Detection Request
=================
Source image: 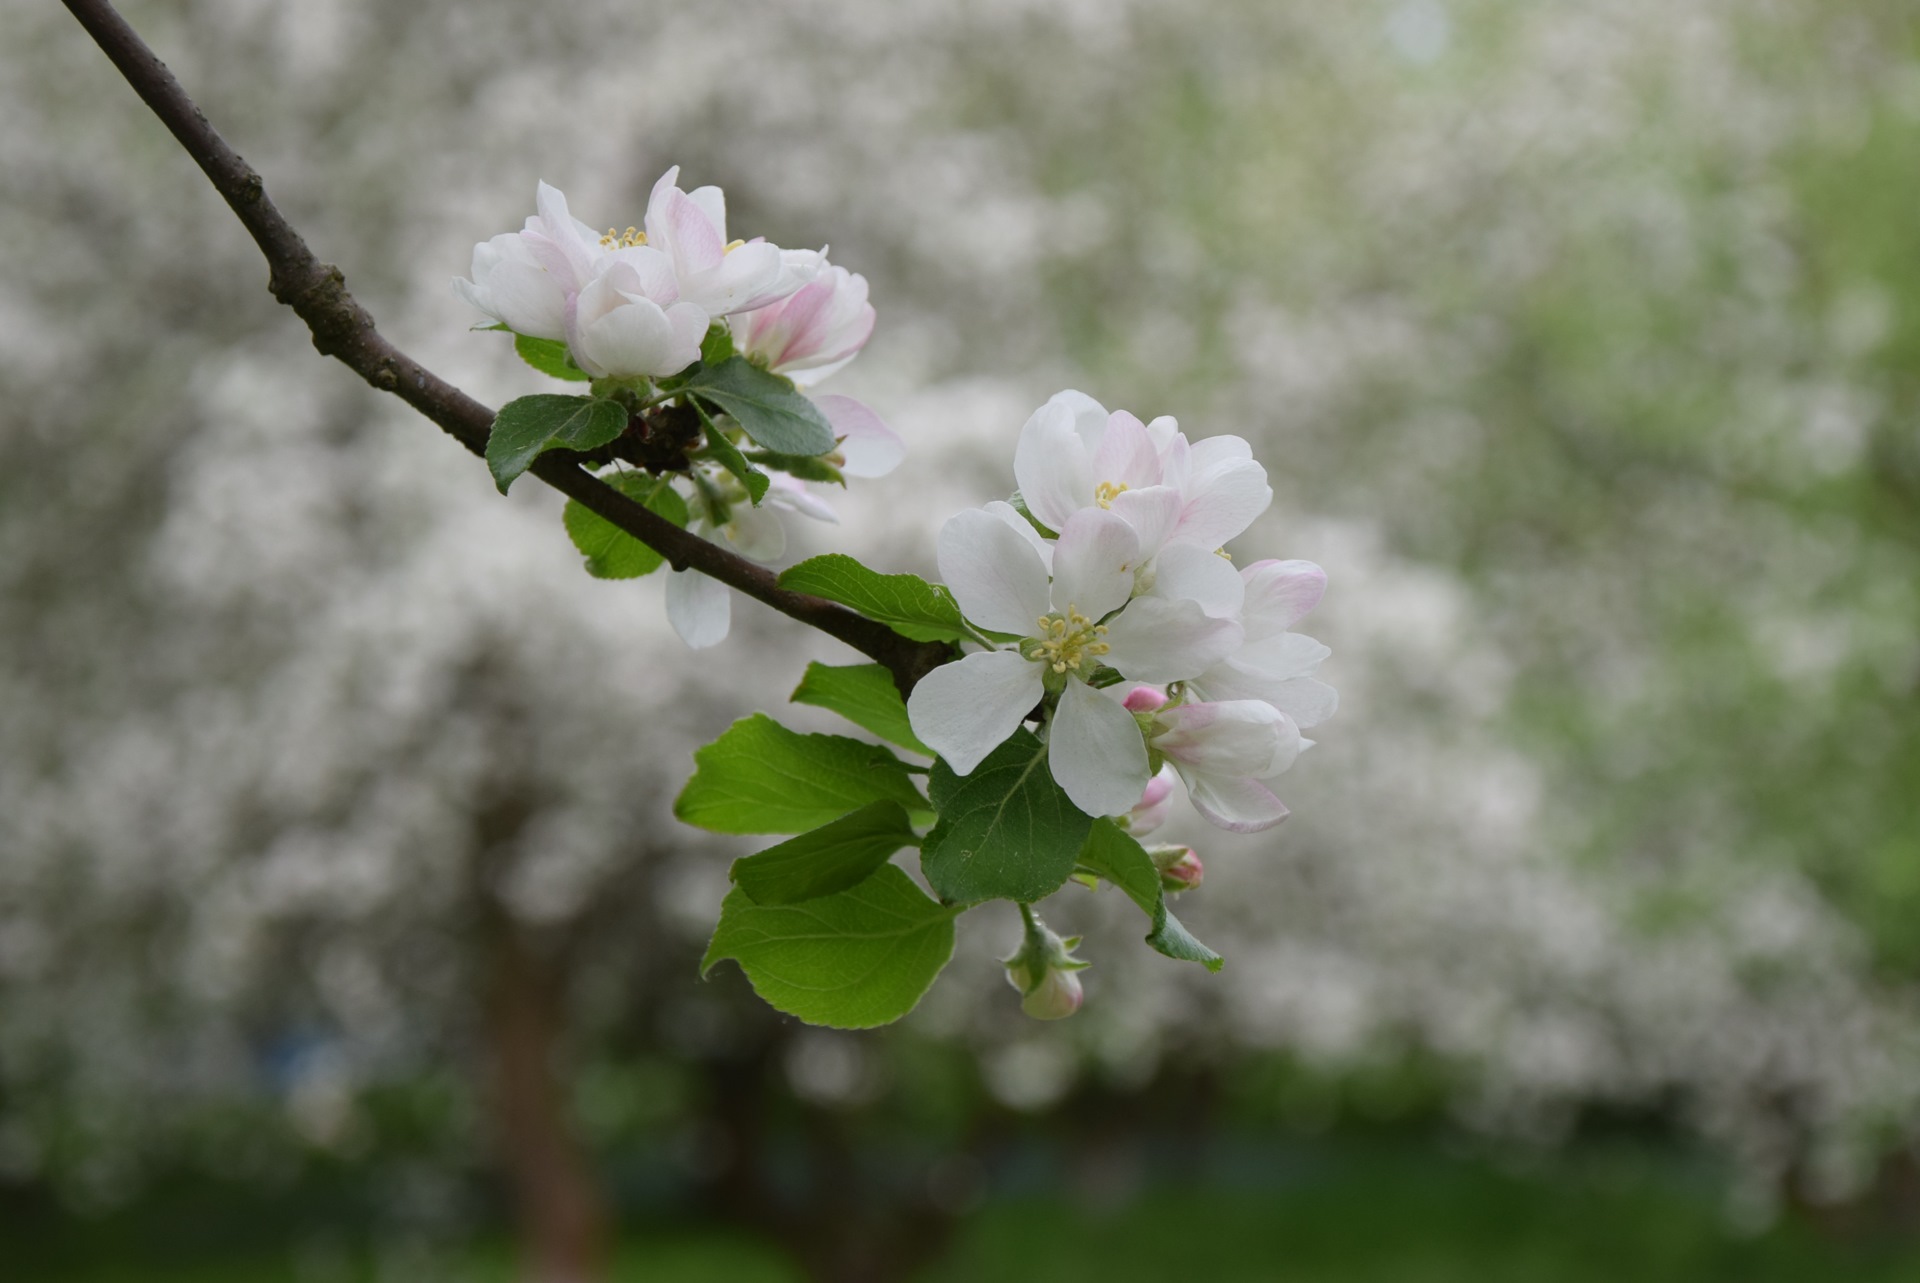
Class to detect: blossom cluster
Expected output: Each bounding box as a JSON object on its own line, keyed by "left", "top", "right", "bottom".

{"left": 456, "top": 170, "right": 901, "bottom": 646}
{"left": 907, "top": 392, "right": 1336, "bottom": 834}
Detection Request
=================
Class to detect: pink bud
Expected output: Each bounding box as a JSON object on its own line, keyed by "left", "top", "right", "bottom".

{"left": 1019, "top": 966, "right": 1084, "bottom": 1020}
{"left": 1151, "top": 845, "right": 1204, "bottom": 892}
{"left": 1123, "top": 684, "right": 1169, "bottom": 713}
{"left": 1124, "top": 767, "right": 1177, "bottom": 837}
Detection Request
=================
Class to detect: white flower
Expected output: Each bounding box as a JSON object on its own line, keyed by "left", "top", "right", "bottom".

{"left": 731, "top": 264, "right": 876, "bottom": 386}
{"left": 664, "top": 473, "right": 840, "bottom": 650}
{"left": 1013, "top": 390, "right": 1273, "bottom": 557}
{"left": 454, "top": 181, "right": 607, "bottom": 339}
{"left": 564, "top": 254, "right": 708, "bottom": 380}
{"left": 906, "top": 505, "right": 1241, "bottom": 817}
{"left": 1186, "top": 559, "right": 1338, "bottom": 732}
{"left": 644, "top": 166, "right": 807, "bottom": 316}
{"left": 1144, "top": 696, "right": 1302, "bottom": 833}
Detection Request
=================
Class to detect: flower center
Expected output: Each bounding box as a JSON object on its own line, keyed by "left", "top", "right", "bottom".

{"left": 600, "top": 226, "right": 647, "bottom": 248}
{"left": 1025, "top": 607, "right": 1110, "bottom": 675}
{"left": 1094, "top": 480, "right": 1129, "bottom": 509}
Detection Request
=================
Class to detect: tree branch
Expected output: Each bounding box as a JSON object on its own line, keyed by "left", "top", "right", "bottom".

{"left": 60, "top": 0, "right": 951, "bottom": 692}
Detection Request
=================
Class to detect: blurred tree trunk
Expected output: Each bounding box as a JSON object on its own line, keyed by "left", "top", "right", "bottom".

{"left": 483, "top": 908, "right": 611, "bottom": 1283}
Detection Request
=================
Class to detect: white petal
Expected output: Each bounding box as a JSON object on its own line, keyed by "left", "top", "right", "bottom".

{"left": 1264, "top": 676, "right": 1339, "bottom": 730}
{"left": 1173, "top": 458, "right": 1271, "bottom": 549}
{"left": 1099, "top": 597, "right": 1243, "bottom": 684}
{"left": 1187, "top": 434, "right": 1254, "bottom": 470}
{"left": 666, "top": 571, "right": 731, "bottom": 649}
{"left": 1013, "top": 398, "right": 1094, "bottom": 532}
{"left": 1241, "top": 559, "right": 1328, "bottom": 637}
{"left": 1148, "top": 543, "right": 1245, "bottom": 618}
{"left": 1105, "top": 485, "right": 1183, "bottom": 559}
{"left": 580, "top": 299, "right": 684, "bottom": 379}
{"left": 817, "top": 395, "right": 905, "bottom": 478}
{"left": 1049, "top": 509, "right": 1139, "bottom": 622}
{"left": 1151, "top": 700, "right": 1286, "bottom": 777}
{"left": 906, "top": 650, "right": 1042, "bottom": 775}
{"left": 1091, "top": 411, "right": 1163, "bottom": 490}
{"left": 724, "top": 504, "right": 786, "bottom": 562}
{"left": 1180, "top": 771, "right": 1290, "bottom": 833}
{"left": 937, "top": 508, "right": 1051, "bottom": 635}
{"left": 1048, "top": 680, "right": 1151, "bottom": 817}
{"left": 688, "top": 184, "right": 728, "bottom": 239}
{"left": 765, "top": 475, "right": 838, "bottom": 524}
{"left": 983, "top": 500, "right": 1054, "bottom": 574}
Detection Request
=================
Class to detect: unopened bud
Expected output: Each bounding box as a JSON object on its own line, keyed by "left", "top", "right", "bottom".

{"left": 1122, "top": 684, "right": 1169, "bottom": 713}
{"left": 1002, "top": 912, "right": 1089, "bottom": 1021}
{"left": 1150, "top": 844, "right": 1204, "bottom": 892}
{"left": 1123, "top": 766, "right": 1177, "bottom": 836}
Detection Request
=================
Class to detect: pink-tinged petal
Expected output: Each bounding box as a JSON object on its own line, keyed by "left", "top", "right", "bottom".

{"left": 1240, "top": 559, "right": 1328, "bottom": 637}
{"left": 937, "top": 508, "right": 1052, "bottom": 635}
{"left": 531, "top": 181, "right": 600, "bottom": 286}
{"left": 664, "top": 188, "right": 727, "bottom": 272}
{"left": 1148, "top": 542, "right": 1245, "bottom": 618}
{"left": 1091, "top": 411, "right": 1163, "bottom": 490}
{"left": 1152, "top": 700, "right": 1287, "bottom": 777}
{"left": 692, "top": 241, "right": 789, "bottom": 314}
{"left": 607, "top": 244, "right": 681, "bottom": 303}
{"left": 1172, "top": 458, "right": 1271, "bottom": 549}
{"left": 687, "top": 184, "right": 728, "bottom": 238}
{"left": 1264, "top": 676, "right": 1339, "bottom": 730}
{"left": 1014, "top": 397, "right": 1095, "bottom": 532}
{"left": 815, "top": 395, "right": 904, "bottom": 478}
{"left": 1100, "top": 597, "right": 1243, "bottom": 684}
{"left": 1049, "top": 509, "right": 1140, "bottom": 622}
{"left": 983, "top": 500, "right": 1053, "bottom": 575}
{"left": 643, "top": 165, "right": 683, "bottom": 243}
{"left": 1049, "top": 679, "right": 1151, "bottom": 817}
{"left": 1126, "top": 765, "right": 1179, "bottom": 836}
{"left": 1105, "top": 485, "right": 1183, "bottom": 558}
{"left": 907, "top": 650, "right": 1043, "bottom": 775}
{"left": 1181, "top": 771, "right": 1290, "bottom": 833}
{"left": 667, "top": 570, "right": 731, "bottom": 649}
{"left": 1144, "top": 415, "right": 1181, "bottom": 451}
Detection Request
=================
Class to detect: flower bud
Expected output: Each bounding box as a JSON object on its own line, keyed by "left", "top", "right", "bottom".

{"left": 1150, "top": 844, "right": 1204, "bottom": 892}
{"left": 1123, "top": 766, "right": 1178, "bottom": 837}
{"left": 1002, "top": 912, "right": 1088, "bottom": 1021}
{"left": 1122, "top": 684, "right": 1169, "bottom": 713}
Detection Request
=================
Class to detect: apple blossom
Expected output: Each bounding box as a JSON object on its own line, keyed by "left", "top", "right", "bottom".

{"left": 731, "top": 264, "right": 876, "bottom": 386}
{"left": 1185, "top": 558, "right": 1338, "bottom": 732}
{"left": 1002, "top": 914, "right": 1088, "bottom": 1021}
{"left": 644, "top": 166, "right": 807, "bottom": 316}
{"left": 1121, "top": 765, "right": 1179, "bottom": 837}
{"left": 1013, "top": 390, "right": 1273, "bottom": 557}
{"left": 1150, "top": 845, "right": 1204, "bottom": 892}
{"left": 1144, "top": 694, "right": 1304, "bottom": 833}
{"left": 564, "top": 254, "right": 709, "bottom": 379}
{"left": 665, "top": 471, "right": 842, "bottom": 650}
{"left": 905, "top": 505, "right": 1241, "bottom": 816}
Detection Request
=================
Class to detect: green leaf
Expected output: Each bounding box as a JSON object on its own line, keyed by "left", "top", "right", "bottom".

{"left": 778, "top": 555, "right": 971, "bottom": 644}
{"left": 684, "top": 356, "right": 836, "bottom": 456}
{"left": 701, "top": 864, "right": 957, "bottom": 1029}
{"left": 1075, "top": 819, "right": 1223, "bottom": 971}
{"left": 562, "top": 473, "right": 689, "bottom": 579}
{"left": 790, "top": 662, "right": 931, "bottom": 755}
{"left": 746, "top": 451, "right": 846, "bottom": 485}
{"left": 513, "top": 333, "right": 591, "bottom": 382}
{"left": 698, "top": 412, "right": 771, "bottom": 505}
{"left": 700, "top": 322, "right": 735, "bottom": 367}
{"left": 675, "top": 714, "right": 928, "bottom": 835}
{"left": 921, "top": 729, "right": 1093, "bottom": 905}
{"left": 486, "top": 395, "right": 629, "bottom": 493}
{"left": 731, "top": 800, "right": 919, "bottom": 905}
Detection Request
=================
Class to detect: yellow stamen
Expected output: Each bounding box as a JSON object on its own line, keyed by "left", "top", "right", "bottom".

{"left": 724, "top": 238, "right": 746, "bottom": 253}
{"left": 1026, "top": 606, "right": 1110, "bottom": 675}
{"left": 1094, "top": 480, "right": 1130, "bottom": 509}
{"left": 599, "top": 226, "right": 647, "bottom": 248}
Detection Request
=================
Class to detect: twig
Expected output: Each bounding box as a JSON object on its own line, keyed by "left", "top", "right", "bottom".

{"left": 59, "top": 0, "right": 952, "bottom": 692}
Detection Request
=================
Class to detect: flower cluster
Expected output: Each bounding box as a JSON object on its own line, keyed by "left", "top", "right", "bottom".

{"left": 456, "top": 171, "right": 901, "bottom": 647}
{"left": 908, "top": 392, "right": 1336, "bottom": 832}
